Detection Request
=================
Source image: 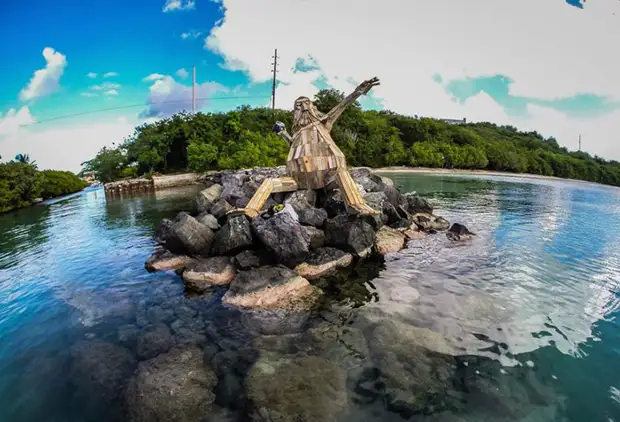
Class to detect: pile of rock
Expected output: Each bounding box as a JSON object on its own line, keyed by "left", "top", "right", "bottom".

{"left": 146, "top": 167, "right": 474, "bottom": 310}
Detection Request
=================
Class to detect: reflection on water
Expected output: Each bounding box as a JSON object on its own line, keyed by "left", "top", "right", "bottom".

{"left": 0, "top": 176, "right": 619, "bottom": 422}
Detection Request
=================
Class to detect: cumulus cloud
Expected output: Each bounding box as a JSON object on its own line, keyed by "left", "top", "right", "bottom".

{"left": 143, "top": 73, "right": 166, "bottom": 82}
{"left": 103, "top": 72, "right": 118, "bottom": 78}
{"left": 163, "top": 0, "right": 195, "bottom": 12}
{"left": 81, "top": 92, "right": 98, "bottom": 98}
{"left": 19, "top": 47, "right": 67, "bottom": 101}
{"left": 87, "top": 72, "right": 97, "bottom": 78}
{"left": 0, "top": 107, "right": 36, "bottom": 136}
{"left": 104, "top": 89, "right": 119, "bottom": 96}
{"left": 140, "top": 75, "right": 227, "bottom": 118}
{"left": 205, "top": 0, "right": 620, "bottom": 160}
{"left": 181, "top": 30, "right": 203, "bottom": 39}
{"left": 0, "top": 116, "right": 138, "bottom": 172}
{"left": 90, "top": 82, "right": 120, "bottom": 91}
{"left": 176, "top": 68, "right": 190, "bottom": 79}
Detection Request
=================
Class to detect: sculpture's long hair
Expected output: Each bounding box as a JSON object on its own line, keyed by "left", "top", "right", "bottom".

{"left": 291, "top": 96, "right": 325, "bottom": 133}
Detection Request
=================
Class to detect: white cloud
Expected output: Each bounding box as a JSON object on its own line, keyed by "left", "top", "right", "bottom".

{"left": 143, "top": 73, "right": 166, "bottom": 82}
{"left": 81, "top": 92, "right": 98, "bottom": 98}
{"left": 104, "top": 89, "right": 119, "bottom": 96}
{"left": 87, "top": 72, "right": 97, "bottom": 78}
{"left": 176, "top": 68, "right": 190, "bottom": 79}
{"left": 141, "top": 75, "right": 227, "bottom": 118}
{"left": 19, "top": 47, "right": 67, "bottom": 101}
{"left": 0, "top": 107, "right": 36, "bottom": 136}
{"left": 205, "top": 0, "right": 620, "bottom": 160}
{"left": 90, "top": 82, "right": 120, "bottom": 91}
{"left": 181, "top": 30, "right": 203, "bottom": 39}
{"left": 0, "top": 116, "right": 139, "bottom": 172}
{"left": 163, "top": 0, "right": 195, "bottom": 12}
{"left": 103, "top": 72, "right": 118, "bottom": 78}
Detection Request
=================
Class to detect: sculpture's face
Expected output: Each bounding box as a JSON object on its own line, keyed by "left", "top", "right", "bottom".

{"left": 292, "top": 96, "right": 324, "bottom": 133}
{"left": 294, "top": 96, "right": 312, "bottom": 112}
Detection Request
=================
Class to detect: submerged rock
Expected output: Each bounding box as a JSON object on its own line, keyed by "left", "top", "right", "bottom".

{"left": 446, "top": 223, "right": 476, "bottom": 241}
{"left": 136, "top": 324, "right": 174, "bottom": 360}
{"left": 183, "top": 256, "right": 236, "bottom": 292}
{"left": 246, "top": 355, "right": 348, "bottom": 422}
{"left": 212, "top": 214, "right": 253, "bottom": 256}
{"left": 251, "top": 211, "right": 310, "bottom": 266}
{"left": 126, "top": 346, "right": 217, "bottom": 422}
{"left": 70, "top": 340, "right": 136, "bottom": 411}
{"left": 325, "top": 215, "right": 376, "bottom": 258}
{"left": 145, "top": 248, "right": 196, "bottom": 272}
{"left": 375, "top": 226, "right": 406, "bottom": 255}
{"left": 222, "top": 265, "right": 321, "bottom": 311}
{"left": 412, "top": 213, "right": 450, "bottom": 232}
{"left": 156, "top": 212, "right": 215, "bottom": 256}
{"left": 294, "top": 247, "right": 353, "bottom": 280}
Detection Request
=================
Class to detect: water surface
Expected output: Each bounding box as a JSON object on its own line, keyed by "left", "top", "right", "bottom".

{"left": 0, "top": 174, "right": 618, "bottom": 421}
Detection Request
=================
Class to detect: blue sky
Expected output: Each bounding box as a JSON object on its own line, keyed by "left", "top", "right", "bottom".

{"left": 1, "top": 0, "right": 618, "bottom": 171}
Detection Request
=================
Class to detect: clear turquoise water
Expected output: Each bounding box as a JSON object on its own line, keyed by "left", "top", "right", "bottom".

{"left": 0, "top": 174, "right": 619, "bottom": 421}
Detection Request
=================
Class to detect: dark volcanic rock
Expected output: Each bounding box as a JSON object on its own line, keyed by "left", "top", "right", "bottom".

{"left": 234, "top": 250, "right": 261, "bottom": 269}
{"left": 183, "top": 256, "right": 236, "bottom": 291}
{"left": 294, "top": 247, "right": 353, "bottom": 280}
{"left": 251, "top": 211, "right": 310, "bottom": 266}
{"left": 136, "top": 324, "right": 174, "bottom": 360}
{"left": 197, "top": 213, "right": 220, "bottom": 231}
{"left": 156, "top": 212, "right": 215, "bottom": 256}
{"left": 297, "top": 207, "right": 328, "bottom": 227}
{"left": 194, "top": 184, "right": 223, "bottom": 214}
{"left": 323, "top": 190, "right": 347, "bottom": 218}
{"left": 222, "top": 265, "right": 321, "bottom": 310}
{"left": 126, "top": 346, "right": 217, "bottom": 422}
{"left": 325, "top": 215, "right": 376, "bottom": 257}
{"left": 70, "top": 340, "right": 136, "bottom": 411}
{"left": 446, "top": 223, "right": 476, "bottom": 241}
{"left": 210, "top": 199, "right": 234, "bottom": 219}
{"left": 404, "top": 192, "right": 434, "bottom": 214}
{"left": 284, "top": 189, "right": 317, "bottom": 211}
{"left": 303, "top": 226, "right": 325, "bottom": 249}
{"left": 145, "top": 248, "right": 196, "bottom": 272}
{"left": 212, "top": 215, "right": 253, "bottom": 255}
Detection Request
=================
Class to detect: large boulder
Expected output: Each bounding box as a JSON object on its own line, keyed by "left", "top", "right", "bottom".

{"left": 302, "top": 226, "right": 325, "bottom": 249}
{"left": 324, "top": 215, "right": 376, "bottom": 258}
{"left": 220, "top": 172, "right": 250, "bottom": 205}
{"left": 210, "top": 199, "right": 233, "bottom": 219}
{"left": 294, "top": 247, "right": 353, "bottom": 280}
{"left": 322, "top": 190, "right": 347, "bottom": 218}
{"left": 136, "top": 324, "right": 175, "bottom": 360}
{"left": 297, "top": 207, "right": 328, "bottom": 227}
{"left": 196, "top": 213, "right": 220, "bottom": 231}
{"left": 70, "top": 340, "right": 136, "bottom": 413}
{"left": 156, "top": 212, "right": 215, "bottom": 256}
{"left": 251, "top": 211, "right": 310, "bottom": 266}
{"left": 375, "top": 226, "right": 406, "bottom": 255}
{"left": 412, "top": 213, "right": 450, "bottom": 232}
{"left": 284, "top": 189, "right": 317, "bottom": 211}
{"left": 234, "top": 250, "right": 262, "bottom": 269}
{"left": 246, "top": 354, "right": 348, "bottom": 422}
{"left": 212, "top": 215, "right": 253, "bottom": 255}
{"left": 222, "top": 265, "right": 321, "bottom": 311}
{"left": 404, "top": 192, "right": 433, "bottom": 214}
{"left": 126, "top": 346, "right": 217, "bottom": 422}
{"left": 194, "top": 184, "right": 223, "bottom": 214}
{"left": 145, "top": 248, "right": 196, "bottom": 272}
{"left": 183, "top": 256, "right": 236, "bottom": 292}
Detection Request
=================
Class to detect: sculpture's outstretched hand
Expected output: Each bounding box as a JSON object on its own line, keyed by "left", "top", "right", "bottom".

{"left": 357, "top": 77, "right": 380, "bottom": 95}
{"left": 272, "top": 121, "right": 286, "bottom": 134}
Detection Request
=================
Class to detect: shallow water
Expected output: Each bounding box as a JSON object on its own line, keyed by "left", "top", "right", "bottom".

{"left": 0, "top": 175, "right": 619, "bottom": 421}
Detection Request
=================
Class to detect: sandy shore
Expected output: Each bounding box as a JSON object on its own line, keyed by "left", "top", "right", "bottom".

{"left": 371, "top": 166, "right": 615, "bottom": 188}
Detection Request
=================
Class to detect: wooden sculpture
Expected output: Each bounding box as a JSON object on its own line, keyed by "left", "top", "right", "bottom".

{"left": 232, "top": 77, "right": 381, "bottom": 218}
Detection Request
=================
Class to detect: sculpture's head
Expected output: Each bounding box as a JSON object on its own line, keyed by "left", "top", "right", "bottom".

{"left": 292, "top": 96, "right": 324, "bottom": 133}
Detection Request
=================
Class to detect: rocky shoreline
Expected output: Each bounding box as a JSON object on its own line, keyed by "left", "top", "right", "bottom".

{"left": 146, "top": 166, "right": 474, "bottom": 313}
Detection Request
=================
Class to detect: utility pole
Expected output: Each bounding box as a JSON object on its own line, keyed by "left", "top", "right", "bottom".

{"left": 271, "top": 49, "right": 279, "bottom": 114}
{"left": 192, "top": 65, "right": 196, "bottom": 114}
{"left": 579, "top": 133, "right": 582, "bottom": 152}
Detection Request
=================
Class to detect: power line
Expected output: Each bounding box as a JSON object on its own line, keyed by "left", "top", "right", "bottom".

{"left": 19, "top": 95, "right": 271, "bottom": 128}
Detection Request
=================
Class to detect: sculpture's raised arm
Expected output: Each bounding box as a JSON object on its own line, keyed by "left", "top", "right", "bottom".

{"left": 272, "top": 121, "right": 293, "bottom": 145}
{"left": 323, "top": 77, "right": 380, "bottom": 130}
